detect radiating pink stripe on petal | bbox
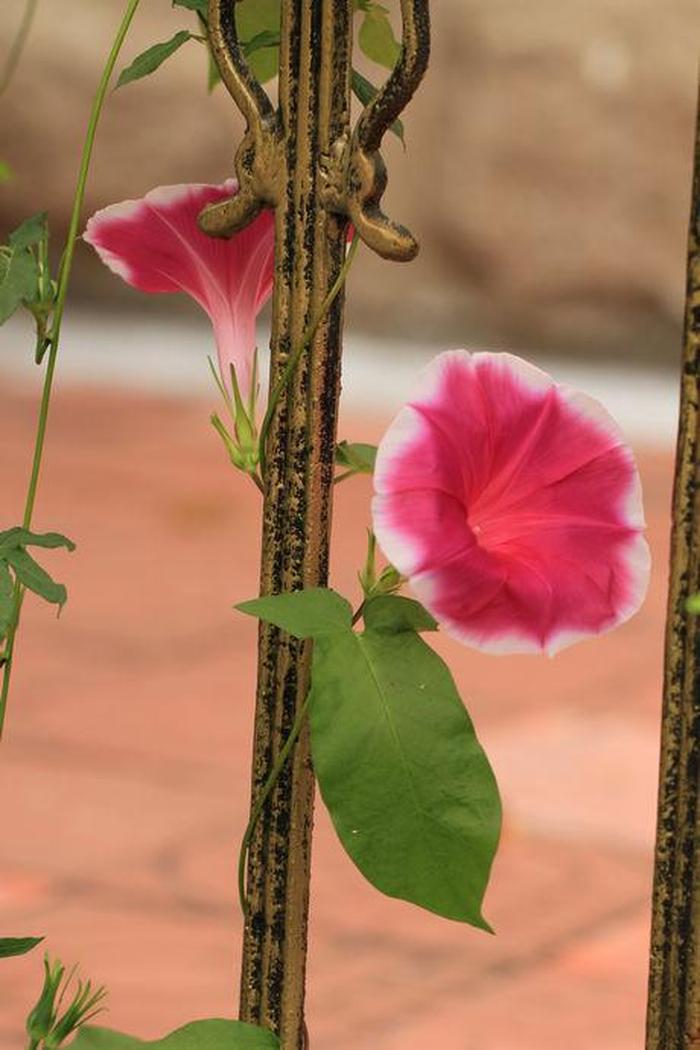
[84,181,275,399]
[372,350,650,655]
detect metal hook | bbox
[323,0,431,262]
[198,0,280,239]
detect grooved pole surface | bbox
[646,86,700,1049]
[238,2,351,1046]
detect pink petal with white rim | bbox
[84,180,275,400]
[372,350,651,655]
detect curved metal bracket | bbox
[198,0,280,238]
[322,0,430,262]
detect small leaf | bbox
[0,935,43,959]
[0,527,75,553]
[363,594,438,634]
[0,161,11,183]
[116,32,193,89]
[5,548,67,607]
[237,588,352,639]
[0,242,37,324]
[351,69,404,143]
[359,6,401,70]
[172,0,208,13]
[309,625,501,926]
[237,0,281,83]
[335,440,377,474]
[70,1018,280,1049]
[243,30,281,57]
[0,562,14,638]
[9,212,48,250]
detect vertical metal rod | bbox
[239,2,351,1046]
[646,84,700,1049]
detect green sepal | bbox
[335,440,377,475]
[69,1019,280,1049]
[236,588,352,639]
[116,31,194,89]
[0,935,43,959]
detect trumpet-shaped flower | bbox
[84,180,274,400]
[372,350,650,655]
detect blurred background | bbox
[1,1,699,1048]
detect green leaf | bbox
[0,527,75,553]
[237,588,352,639]
[243,30,281,57]
[363,594,438,634]
[309,623,501,926]
[236,0,280,83]
[359,6,401,70]
[0,935,43,959]
[70,1019,280,1049]
[116,31,193,89]
[335,441,377,474]
[351,69,404,143]
[9,212,48,250]
[0,161,11,183]
[5,548,67,607]
[0,240,37,324]
[0,562,14,638]
[172,0,208,13]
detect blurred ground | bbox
[0,321,677,1049]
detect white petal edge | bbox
[371,492,425,578]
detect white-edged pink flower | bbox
[84,180,274,400]
[372,350,650,655]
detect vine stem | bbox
[258,233,360,480]
[238,691,313,915]
[0,0,39,99]
[0,0,142,739]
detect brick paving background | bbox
[0,378,672,1048]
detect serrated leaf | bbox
[116,31,193,89]
[70,1019,279,1049]
[237,588,352,639]
[0,935,43,959]
[5,548,67,607]
[9,212,48,250]
[172,0,208,13]
[237,0,280,83]
[0,527,75,553]
[0,242,37,324]
[309,623,501,926]
[363,594,438,634]
[359,7,401,70]
[335,440,377,474]
[351,69,404,143]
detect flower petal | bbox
[84,181,275,399]
[373,350,650,655]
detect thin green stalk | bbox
[238,691,313,916]
[0,0,39,98]
[258,233,360,479]
[0,0,142,738]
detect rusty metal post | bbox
[646,84,700,1049]
[200,2,430,1046]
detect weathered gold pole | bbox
[201,2,430,1046]
[646,83,700,1049]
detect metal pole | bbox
[646,83,700,1049]
[201,3,430,1046]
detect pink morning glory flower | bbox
[84,180,274,400]
[372,350,650,655]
